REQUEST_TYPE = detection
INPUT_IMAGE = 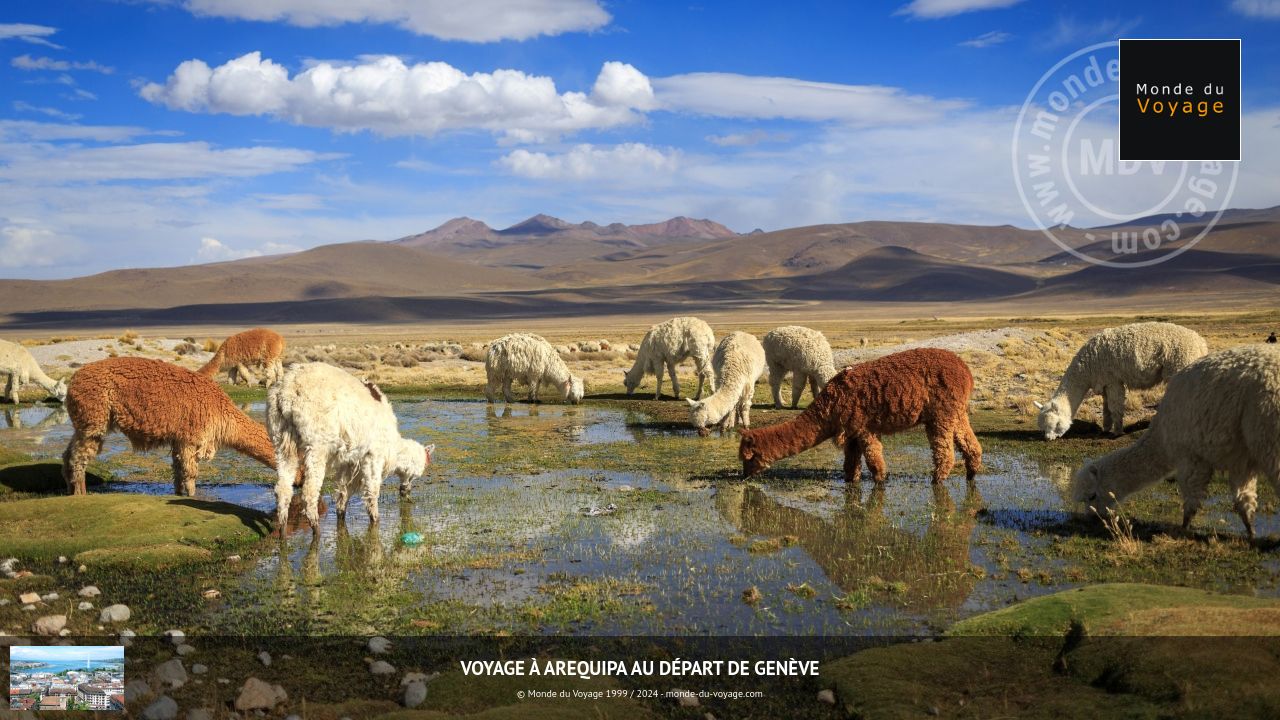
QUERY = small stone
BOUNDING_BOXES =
[100,604,131,623]
[142,695,179,720]
[18,592,40,605]
[58,555,68,564]
[226,555,241,562]
[32,614,67,636]
[124,680,153,703]
[153,658,188,688]
[41,592,59,601]
[369,660,395,675]
[817,689,835,705]
[78,564,88,573]
[0,557,17,575]
[22,604,36,611]
[78,601,93,611]
[191,664,208,675]
[202,589,221,600]
[217,678,230,685]
[673,690,699,708]
[58,628,71,637]
[403,681,427,708]
[235,677,286,712]
[165,629,186,645]
[0,598,8,606]
[400,672,435,686]
[285,715,301,720]
[188,709,213,720]
[177,644,196,656]
[368,636,392,654]
[257,650,272,667]
[927,706,940,716]
[618,484,635,492]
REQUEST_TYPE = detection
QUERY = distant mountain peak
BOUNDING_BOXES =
[628,216,737,239]
[501,214,574,234]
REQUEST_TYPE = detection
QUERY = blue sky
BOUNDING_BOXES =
[1,0,1278,278]
[10,645,124,663]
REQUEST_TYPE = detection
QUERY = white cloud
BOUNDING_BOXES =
[176,0,610,41]
[12,101,81,121]
[897,0,1022,19]
[196,236,300,262]
[251,193,325,210]
[11,54,114,74]
[0,120,172,142]
[0,23,63,49]
[652,73,966,125]
[1045,16,1142,47]
[0,222,81,269]
[140,53,653,142]
[705,130,791,147]
[959,30,1012,48]
[0,141,339,183]
[1232,0,1280,18]
[500,143,680,181]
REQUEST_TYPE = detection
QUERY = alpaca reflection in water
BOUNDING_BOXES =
[716,482,981,610]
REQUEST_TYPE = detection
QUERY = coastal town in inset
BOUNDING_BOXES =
[9,645,124,711]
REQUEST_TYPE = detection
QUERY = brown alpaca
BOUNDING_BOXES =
[738,348,982,485]
[62,357,277,496]
[198,328,286,386]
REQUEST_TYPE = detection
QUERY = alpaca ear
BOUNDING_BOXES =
[424,444,435,462]
[685,398,697,407]
[1033,400,1044,410]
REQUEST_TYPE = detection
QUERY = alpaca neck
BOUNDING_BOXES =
[701,366,748,423]
[1102,433,1173,501]
[26,363,60,392]
[753,411,833,464]
[1054,361,1093,414]
[197,347,225,377]
[221,410,277,468]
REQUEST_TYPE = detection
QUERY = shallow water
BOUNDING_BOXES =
[5,398,1278,635]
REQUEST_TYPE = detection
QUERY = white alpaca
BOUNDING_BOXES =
[1073,346,1280,539]
[484,333,585,404]
[0,339,67,404]
[623,316,716,400]
[1036,322,1207,439]
[268,362,433,530]
[762,326,836,409]
[686,331,766,435]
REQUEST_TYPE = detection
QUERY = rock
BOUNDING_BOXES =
[235,677,287,712]
[124,680,153,703]
[673,690,700,708]
[142,696,178,720]
[0,557,17,576]
[153,658,188,688]
[32,614,67,636]
[165,629,186,645]
[18,592,40,605]
[226,555,241,562]
[58,555,68,564]
[100,604,131,623]
[191,664,208,675]
[368,636,392,654]
[403,681,427,708]
[22,604,36,611]
[41,592,59,601]
[0,598,8,606]
[285,716,301,720]
[369,660,396,675]
[177,644,196,656]
[58,628,71,637]
[257,650,272,667]
[927,706,940,716]
[78,601,93,611]
[202,589,221,600]
[187,709,213,720]
[78,564,87,573]
[217,678,230,685]
[817,689,835,704]
[400,672,437,686]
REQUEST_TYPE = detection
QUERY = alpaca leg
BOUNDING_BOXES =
[300,451,328,534]
[333,464,352,518]
[484,376,497,403]
[808,375,822,403]
[1176,461,1213,532]
[530,377,541,403]
[737,385,753,429]
[1102,384,1126,435]
[274,446,301,528]
[863,435,887,484]
[693,361,707,401]
[668,361,681,400]
[843,437,866,483]
[502,378,514,403]
[926,422,957,484]
[3,373,17,404]
[62,433,103,495]
[653,361,664,400]
[359,456,381,524]
[768,364,785,409]
[790,371,804,409]
[1229,472,1258,540]
[171,444,199,496]
[953,417,983,485]
[234,363,256,386]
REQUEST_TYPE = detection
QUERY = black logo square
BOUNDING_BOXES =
[1120,39,1240,161]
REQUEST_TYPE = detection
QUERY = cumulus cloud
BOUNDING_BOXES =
[500,143,680,181]
[652,73,966,125]
[0,23,63,49]
[1232,0,1280,18]
[11,54,115,73]
[959,30,1011,48]
[0,222,81,269]
[897,0,1023,19]
[176,0,610,41]
[196,236,300,262]
[140,53,653,142]
[0,141,339,183]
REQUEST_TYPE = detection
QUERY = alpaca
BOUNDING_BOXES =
[199,328,286,386]
[1036,322,1207,439]
[484,333,585,404]
[0,339,67,404]
[738,348,982,486]
[762,326,836,409]
[268,362,433,531]
[1072,346,1280,539]
[61,357,276,495]
[687,331,765,436]
[623,316,716,400]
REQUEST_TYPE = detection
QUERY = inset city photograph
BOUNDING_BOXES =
[9,645,124,711]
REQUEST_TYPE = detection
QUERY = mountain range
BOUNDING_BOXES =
[1,208,1277,327]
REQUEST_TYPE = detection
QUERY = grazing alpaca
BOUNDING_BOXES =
[484,333,585,404]
[0,339,67,404]
[199,328,286,386]
[762,326,836,409]
[738,348,982,485]
[1036,322,1207,439]
[62,357,276,495]
[623,316,716,400]
[1073,346,1280,539]
[687,331,766,435]
[268,362,433,531]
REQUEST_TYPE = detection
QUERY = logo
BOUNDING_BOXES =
[1012,41,1239,269]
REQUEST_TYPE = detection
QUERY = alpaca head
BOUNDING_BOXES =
[562,376,585,405]
[1070,458,1119,514]
[49,378,68,402]
[738,432,769,478]
[622,368,641,395]
[685,398,714,437]
[393,439,433,496]
[1035,397,1072,440]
